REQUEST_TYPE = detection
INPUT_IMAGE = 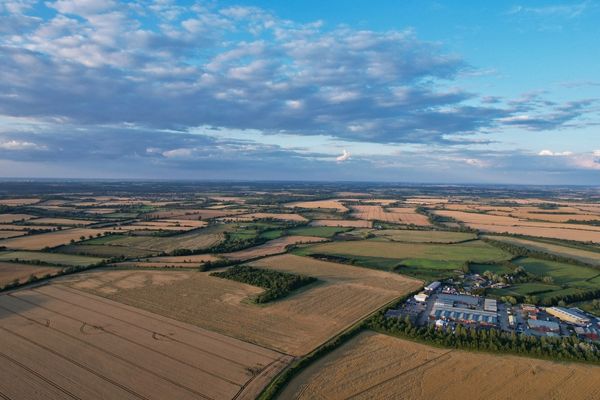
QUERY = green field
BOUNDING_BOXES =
[298,239,511,263]
[469,263,512,275]
[483,235,600,266]
[373,230,476,243]
[56,244,155,258]
[288,226,351,238]
[515,257,599,285]
[0,251,102,266]
[82,234,127,245]
[489,283,562,297]
[294,239,510,281]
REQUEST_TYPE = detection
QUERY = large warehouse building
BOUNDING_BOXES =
[546,307,591,326]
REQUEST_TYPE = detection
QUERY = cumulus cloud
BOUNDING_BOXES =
[0,0,592,147]
[0,139,44,150]
[336,149,350,162]
[538,149,573,156]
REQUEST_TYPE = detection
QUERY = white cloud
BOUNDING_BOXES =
[0,140,44,150]
[538,149,573,156]
[162,148,193,158]
[336,149,350,162]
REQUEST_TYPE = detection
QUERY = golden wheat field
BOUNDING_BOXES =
[220,212,308,222]
[285,200,349,212]
[65,257,420,356]
[0,282,290,400]
[0,228,120,250]
[310,219,373,228]
[434,210,600,243]
[0,214,36,223]
[280,331,600,400]
[351,205,431,225]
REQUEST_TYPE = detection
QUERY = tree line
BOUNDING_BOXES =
[211,265,316,303]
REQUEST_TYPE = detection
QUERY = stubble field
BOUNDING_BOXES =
[65,256,420,356]
[280,331,600,400]
[0,283,290,400]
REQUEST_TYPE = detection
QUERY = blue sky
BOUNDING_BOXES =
[0,0,598,183]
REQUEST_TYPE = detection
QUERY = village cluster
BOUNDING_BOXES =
[387,280,600,342]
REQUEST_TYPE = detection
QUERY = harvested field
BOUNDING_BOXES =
[25,218,98,226]
[146,209,243,220]
[0,283,289,400]
[0,214,36,223]
[362,199,399,205]
[224,236,327,260]
[0,251,102,266]
[352,205,430,226]
[0,262,60,287]
[0,198,40,206]
[67,257,420,355]
[434,210,600,243]
[0,224,58,231]
[285,200,348,212]
[374,230,476,243]
[404,197,449,205]
[220,213,307,222]
[280,331,600,400]
[484,235,600,266]
[0,231,25,239]
[0,228,119,250]
[106,227,226,253]
[310,219,372,228]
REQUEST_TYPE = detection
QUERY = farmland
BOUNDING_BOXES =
[310,219,372,228]
[223,236,327,260]
[0,251,102,266]
[483,235,600,266]
[0,228,118,250]
[65,256,420,355]
[433,210,600,243]
[372,229,476,243]
[296,240,511,268]
[351,205,431,226]
[1,182,600,399]
[280,331,600,400]
[285,199,349,212]
[0,283,290,400]
[0,262,61,287]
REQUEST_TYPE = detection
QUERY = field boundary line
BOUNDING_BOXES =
[8,291,244,388]
[345,349,453,399]
[0,306,215,400]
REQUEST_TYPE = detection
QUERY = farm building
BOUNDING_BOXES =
[425,281,441,292]
[546,307,591,326]
[414,292,429,302]
[430,294,497,326]
[484,298,497,312]
[527,319,560,333]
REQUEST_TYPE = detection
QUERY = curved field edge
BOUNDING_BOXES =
[278,331,600,400]
[256,288,423,400]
